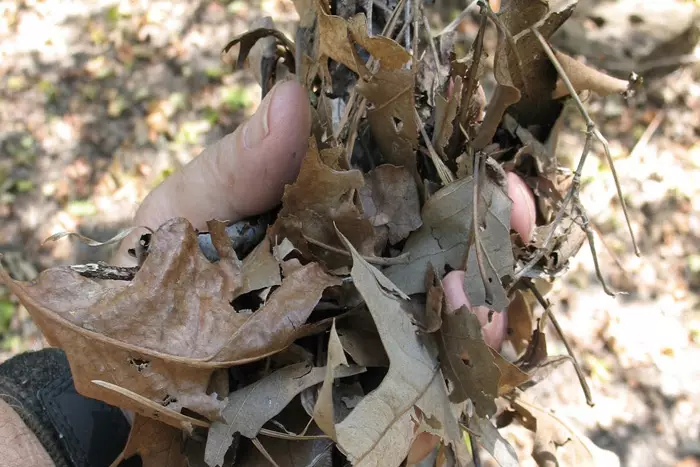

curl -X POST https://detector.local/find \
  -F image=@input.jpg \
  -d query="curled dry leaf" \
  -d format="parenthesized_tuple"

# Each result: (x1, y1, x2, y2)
(272, 137, 379, 268)
(313, 320, 349, 439)
(511, 391, 621, 467)
(205, 361, 364, 467)
(334, 227, 440, 466)
(111, 414, 187, 467)
(551, 50, 629, 99)
(0, 218, 341, 427)
(358, 164, 422, 244)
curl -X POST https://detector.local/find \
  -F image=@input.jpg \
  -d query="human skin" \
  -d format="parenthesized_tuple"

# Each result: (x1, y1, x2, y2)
(0, 80, 536, 467)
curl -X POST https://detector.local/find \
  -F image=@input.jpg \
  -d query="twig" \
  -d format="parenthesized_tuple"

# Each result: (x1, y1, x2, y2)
(628, 110, 664, 161)
(436, 0, 478, 36)
(421, 11, 440, 68)
(572, 199, 618, 296)
(252, 437, 281, 467)
(531, 28, 640, 257)
(303, 234, 410, 265)
(69, 263, 139, 281)
(415, 108, 455, 184)
(471, 152, 494, 306)
(258, 428, 329, 441)
(526, 280, 594, 407)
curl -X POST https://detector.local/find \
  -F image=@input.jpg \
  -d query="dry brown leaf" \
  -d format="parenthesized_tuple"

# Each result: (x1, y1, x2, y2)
(471, 416, 519, 467)
(357, 67, 419, 169)
(437, 305, 500, 417)
(112, 414, 187, 467)
(333, 227, 440, 466)
(205, 362, 364, 467)
(489, 348, 531, 395)
(384, 170, 514, 315)
(551, 50, 628, 99)
(222, 27, 295, 74)
(235, 236, 281, 299)
(313, 1, 410, 77)
(421, 264, 444, 333)
(506, 290, 534, 355)
(313, 320, 349, 439)
(272, 137, 379, 268)
(511, 391, 620, 467)
(337, 327, 389, 367)
(358, 164, 422, 244)
(0, 218, 340, 426)
(432, 76, 462, 156)
(496, 0, 578, 133)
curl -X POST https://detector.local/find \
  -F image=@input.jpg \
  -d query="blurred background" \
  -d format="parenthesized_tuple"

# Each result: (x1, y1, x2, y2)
(0, 0, 698, 465)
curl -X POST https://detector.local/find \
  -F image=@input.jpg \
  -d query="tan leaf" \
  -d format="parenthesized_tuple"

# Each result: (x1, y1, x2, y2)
(358, 164, 422, 244)
(333, 227, 439, 466)
(112, 414, 187, 467)
(313, 320, 349, 439)
(471, 416, 519, 467)
(204, 362, 364, 467)
(234, 236, 281, 299)
(337, 327, 389, 368)
(313, 1, 410, 76)
(511, 392, 621, 467)
(506, 290, 534, 355)
(272, 138, 379, 268)
(383, 170, 514, 315)
(0, 218, 340, 426)
(489, 348, 531, 395)
(552, 50, 628, 99)
(432, 76, 462, 155)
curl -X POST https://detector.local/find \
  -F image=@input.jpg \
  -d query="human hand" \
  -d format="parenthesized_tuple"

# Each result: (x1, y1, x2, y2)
(0, 78, 536, 466)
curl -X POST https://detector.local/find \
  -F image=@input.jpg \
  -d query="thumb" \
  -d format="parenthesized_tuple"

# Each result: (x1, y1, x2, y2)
(133, 79, 310, 233)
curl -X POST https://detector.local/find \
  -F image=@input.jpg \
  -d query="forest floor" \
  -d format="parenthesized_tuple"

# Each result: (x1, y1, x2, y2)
(0, 1, 698, 466)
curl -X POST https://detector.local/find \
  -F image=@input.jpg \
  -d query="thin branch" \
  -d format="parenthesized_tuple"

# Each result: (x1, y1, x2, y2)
(436, 0, 478, 36)
(531, 28, 639, 257)
(526, 280, 594, 407)
(303, 234, 410, 265)
(421, 11, 440, 68)
(69, 263, 139, 281)
(252, 437, 281, 467)
(573, 199, 618, 296)
(258, 428, 329, 441)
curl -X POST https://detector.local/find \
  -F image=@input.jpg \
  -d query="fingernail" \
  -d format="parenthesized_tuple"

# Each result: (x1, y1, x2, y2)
(243, 84, 277, 148)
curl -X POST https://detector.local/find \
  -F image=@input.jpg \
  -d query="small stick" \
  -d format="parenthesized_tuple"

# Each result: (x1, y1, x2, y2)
(628, 110, 664, 161)
(415, 108, 455, 184)
(531, 28, 639, 257)
(303, 234, 411, 265)
(258, 428, 329, 441)
(573, 199, 618, 296)
(421, 11, 440, 68)
(526, 280, 594, 406)
(69, 263, 139, 281)
(252, 437, 282, 467)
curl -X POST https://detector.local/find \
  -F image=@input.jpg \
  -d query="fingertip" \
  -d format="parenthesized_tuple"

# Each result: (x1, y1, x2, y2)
(506, 172, 536, 244)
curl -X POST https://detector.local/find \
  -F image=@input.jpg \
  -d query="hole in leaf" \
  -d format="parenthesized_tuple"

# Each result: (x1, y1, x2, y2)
(128, 357, 151, 372)
(231, 288, 266, 312)
(392, 116, 403, 133)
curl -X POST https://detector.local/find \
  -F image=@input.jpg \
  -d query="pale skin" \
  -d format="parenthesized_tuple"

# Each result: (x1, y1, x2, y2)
(0, 80, 536, 467)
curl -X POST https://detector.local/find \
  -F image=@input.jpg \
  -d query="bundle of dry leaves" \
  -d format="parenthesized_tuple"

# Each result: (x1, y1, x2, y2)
(0, 0, 642, 466)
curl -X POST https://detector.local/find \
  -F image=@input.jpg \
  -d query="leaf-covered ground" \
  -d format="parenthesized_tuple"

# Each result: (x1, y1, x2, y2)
(0, 0, 699, 466)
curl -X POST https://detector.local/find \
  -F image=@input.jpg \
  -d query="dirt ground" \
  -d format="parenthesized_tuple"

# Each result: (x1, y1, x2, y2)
(1, 1, 698, 466)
